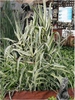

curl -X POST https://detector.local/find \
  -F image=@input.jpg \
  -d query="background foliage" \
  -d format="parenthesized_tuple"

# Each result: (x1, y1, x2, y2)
(0, 1, 16, 39)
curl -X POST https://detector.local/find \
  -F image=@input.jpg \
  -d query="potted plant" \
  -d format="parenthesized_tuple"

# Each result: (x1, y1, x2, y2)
(0, 0, 74, 100)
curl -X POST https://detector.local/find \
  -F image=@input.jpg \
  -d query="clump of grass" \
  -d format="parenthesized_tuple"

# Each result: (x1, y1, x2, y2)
(0, 0, 74, 99)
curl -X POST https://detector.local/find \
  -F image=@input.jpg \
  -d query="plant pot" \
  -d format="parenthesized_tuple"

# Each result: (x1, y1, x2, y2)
(5, 88, 74, 100)
(69, 36, 75, 47)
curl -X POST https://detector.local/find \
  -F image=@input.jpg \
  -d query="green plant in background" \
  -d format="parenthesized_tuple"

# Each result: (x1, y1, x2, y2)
(0, 0, 74, 99)
(60, 46, 74, 88)
(0, 1, 16, 39)
(48, 96, 56, 100)
(48, 96, 74, 100)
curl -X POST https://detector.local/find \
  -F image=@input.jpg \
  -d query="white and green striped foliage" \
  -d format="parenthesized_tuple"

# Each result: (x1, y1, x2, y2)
(0, 0, 73, 99)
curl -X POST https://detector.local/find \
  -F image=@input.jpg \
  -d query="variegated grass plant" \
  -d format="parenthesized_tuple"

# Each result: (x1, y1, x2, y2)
(0, 0, 74, 99)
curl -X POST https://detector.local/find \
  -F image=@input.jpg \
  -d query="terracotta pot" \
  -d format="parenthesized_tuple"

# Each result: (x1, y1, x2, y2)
(5, 88, 74, 100)
(69, 36, 75, 47)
